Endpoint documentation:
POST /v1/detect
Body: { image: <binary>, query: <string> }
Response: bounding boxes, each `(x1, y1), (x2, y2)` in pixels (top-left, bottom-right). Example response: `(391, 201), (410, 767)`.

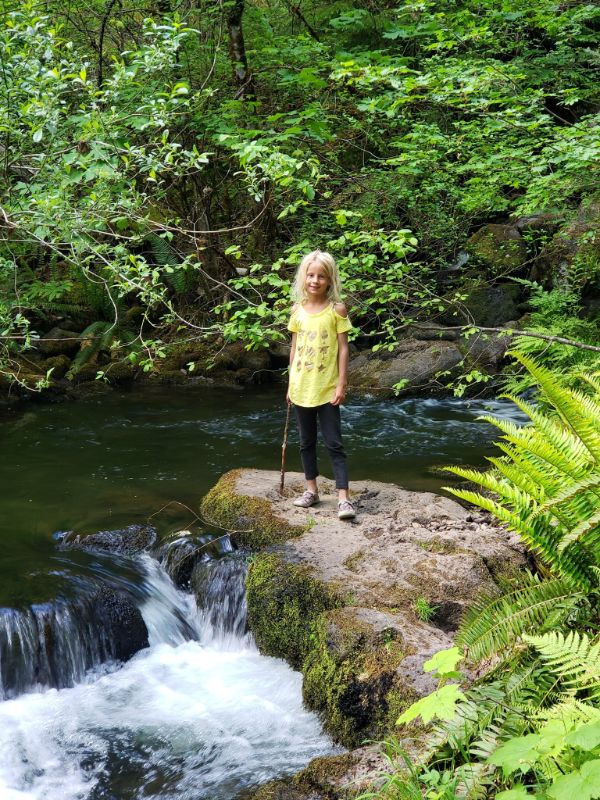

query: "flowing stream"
(0, 554), (334, 799)
(0, 385), (526, 798)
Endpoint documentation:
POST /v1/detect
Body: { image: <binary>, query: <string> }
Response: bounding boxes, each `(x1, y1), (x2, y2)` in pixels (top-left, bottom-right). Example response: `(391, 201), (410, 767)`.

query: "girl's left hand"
(331, 385), (346, 406)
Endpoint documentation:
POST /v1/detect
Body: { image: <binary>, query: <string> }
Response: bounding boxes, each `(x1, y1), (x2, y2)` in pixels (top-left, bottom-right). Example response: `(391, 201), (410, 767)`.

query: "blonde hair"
(291, 250), (343, 304)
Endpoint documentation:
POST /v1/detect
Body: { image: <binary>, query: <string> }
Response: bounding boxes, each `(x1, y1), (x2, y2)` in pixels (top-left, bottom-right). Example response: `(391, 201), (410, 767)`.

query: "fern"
(147, 233), (194, 297)
(445, 356), (600, 589)
(456, 574), (581, 661)
(524, 631), (600, 698)
(67, 321), (116, 378)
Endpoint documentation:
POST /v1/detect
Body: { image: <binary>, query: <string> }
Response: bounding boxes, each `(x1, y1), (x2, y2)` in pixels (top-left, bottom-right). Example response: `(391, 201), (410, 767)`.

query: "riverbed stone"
(37, 327), (82, 356)
(62, 523), (158, 555)
(202, 468), (526, 773)
(92, 586), (149, 661)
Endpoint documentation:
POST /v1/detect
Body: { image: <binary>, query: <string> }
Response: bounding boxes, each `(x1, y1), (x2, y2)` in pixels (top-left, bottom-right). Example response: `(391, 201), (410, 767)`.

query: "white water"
(0, 557), (335, 800)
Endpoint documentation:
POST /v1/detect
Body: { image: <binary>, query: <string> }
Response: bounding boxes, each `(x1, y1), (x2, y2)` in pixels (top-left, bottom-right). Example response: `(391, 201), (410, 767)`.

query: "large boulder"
(91, 586), (149, 661)
(439, 282), (522, 327)
(347, 340), (464, 395)
(37, 327), (82, 357)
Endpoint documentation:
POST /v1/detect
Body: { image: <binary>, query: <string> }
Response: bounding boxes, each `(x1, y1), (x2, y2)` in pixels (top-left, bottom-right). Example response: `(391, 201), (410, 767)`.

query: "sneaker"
(338, 500), (356, 520)
(293, 490), (320, 508)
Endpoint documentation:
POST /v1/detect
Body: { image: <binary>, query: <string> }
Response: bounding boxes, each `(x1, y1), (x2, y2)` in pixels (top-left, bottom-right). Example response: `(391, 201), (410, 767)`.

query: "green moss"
(200, 470), (306, 548)
(240, 752), (359, 800)
(302, 609), (415, 748)
(343, 550), (366, 573)
(246, 553), (340, 668)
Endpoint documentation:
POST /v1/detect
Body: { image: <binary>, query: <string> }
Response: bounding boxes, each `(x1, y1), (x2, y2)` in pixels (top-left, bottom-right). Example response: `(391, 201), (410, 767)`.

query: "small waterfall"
(192, 556), (252, 647)
(136, 555), (201, 646)
(0, 599), (115, 700)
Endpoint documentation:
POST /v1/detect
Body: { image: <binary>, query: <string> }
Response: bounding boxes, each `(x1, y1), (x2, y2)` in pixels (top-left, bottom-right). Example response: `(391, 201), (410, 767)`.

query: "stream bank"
(201, 469), (527, 798)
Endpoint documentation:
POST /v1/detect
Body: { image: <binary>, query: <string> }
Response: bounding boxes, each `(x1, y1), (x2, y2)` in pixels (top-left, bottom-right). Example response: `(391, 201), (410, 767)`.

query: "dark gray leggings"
(293, 402), (348, 490)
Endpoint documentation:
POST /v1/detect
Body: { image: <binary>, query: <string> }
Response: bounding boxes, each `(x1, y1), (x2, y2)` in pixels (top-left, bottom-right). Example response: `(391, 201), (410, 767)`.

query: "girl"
(286, 250), (355, 520)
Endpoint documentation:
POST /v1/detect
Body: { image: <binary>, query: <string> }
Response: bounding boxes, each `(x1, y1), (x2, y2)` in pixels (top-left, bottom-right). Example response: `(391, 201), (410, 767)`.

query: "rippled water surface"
(1, 385), (522, 550)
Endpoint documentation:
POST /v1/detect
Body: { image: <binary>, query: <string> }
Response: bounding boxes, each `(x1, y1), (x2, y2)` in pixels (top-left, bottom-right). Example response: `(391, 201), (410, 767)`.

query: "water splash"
(0, 556), (336, 800)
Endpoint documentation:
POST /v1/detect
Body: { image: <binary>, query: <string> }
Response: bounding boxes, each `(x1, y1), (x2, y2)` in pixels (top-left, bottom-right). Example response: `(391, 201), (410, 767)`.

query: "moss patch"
(200, 470), (306, 548)
(240, 753), (359, 800)
(303, 608), (416, 748)
(246, 553), (341, 668)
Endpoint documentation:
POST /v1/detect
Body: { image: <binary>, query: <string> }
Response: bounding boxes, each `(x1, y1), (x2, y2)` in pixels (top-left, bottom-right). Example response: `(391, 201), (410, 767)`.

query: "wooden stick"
(279, 402), (292, 494)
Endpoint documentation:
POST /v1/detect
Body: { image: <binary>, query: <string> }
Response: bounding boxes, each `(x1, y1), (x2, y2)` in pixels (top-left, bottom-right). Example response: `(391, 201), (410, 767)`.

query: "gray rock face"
(348, 339), (464, 394)
(91, 586), (149, 661)
(62, 524), (158, 555)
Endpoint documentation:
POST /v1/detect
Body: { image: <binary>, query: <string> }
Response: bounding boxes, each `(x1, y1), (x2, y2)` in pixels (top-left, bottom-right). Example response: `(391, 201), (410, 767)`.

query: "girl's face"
(304, 262), (330, 300)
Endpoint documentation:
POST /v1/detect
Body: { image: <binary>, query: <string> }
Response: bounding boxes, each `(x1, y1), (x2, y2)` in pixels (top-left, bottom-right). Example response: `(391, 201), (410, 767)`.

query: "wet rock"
(62, 524), (158, 556)
(91, 586), (149, 661)
(513, 212), (562, 237)
(159, 536), (207, 587)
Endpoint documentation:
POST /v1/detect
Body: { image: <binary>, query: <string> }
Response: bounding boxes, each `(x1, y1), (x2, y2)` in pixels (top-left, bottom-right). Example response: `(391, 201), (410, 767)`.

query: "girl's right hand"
(285, 389), (291, 404)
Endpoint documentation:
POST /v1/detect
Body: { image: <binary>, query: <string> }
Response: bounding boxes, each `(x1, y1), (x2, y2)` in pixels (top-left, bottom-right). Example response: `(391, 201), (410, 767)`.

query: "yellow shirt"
(288, 303), (352, 407)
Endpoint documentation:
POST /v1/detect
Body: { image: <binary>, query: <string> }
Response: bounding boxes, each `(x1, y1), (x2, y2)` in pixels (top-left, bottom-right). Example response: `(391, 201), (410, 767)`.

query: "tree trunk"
(227, 0), (254, 99)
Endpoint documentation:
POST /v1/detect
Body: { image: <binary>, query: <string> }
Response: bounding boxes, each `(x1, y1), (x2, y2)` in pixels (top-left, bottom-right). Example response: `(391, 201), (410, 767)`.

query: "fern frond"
(495, 443), (562, 495)
(511, 353), (600, 463)
(456, 576), (580, 661)
(537, 472), (600, 514)
(500, 393), (596, 473)
(67, 321), (115, 378)
(479, 415), (591, 479)
(524, 631), (600, 695)
(487, 457), (546, 502)
(535, 699), (600, 727)
(559, 508), (600, 553)
(577, 372), (600, 396)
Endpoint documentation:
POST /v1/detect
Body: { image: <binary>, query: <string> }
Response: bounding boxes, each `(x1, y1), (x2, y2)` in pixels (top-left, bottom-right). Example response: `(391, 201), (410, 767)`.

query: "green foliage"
(1, 0), (599, 382)
(445, 354), (600, 590)
(504, 286), (600, 392)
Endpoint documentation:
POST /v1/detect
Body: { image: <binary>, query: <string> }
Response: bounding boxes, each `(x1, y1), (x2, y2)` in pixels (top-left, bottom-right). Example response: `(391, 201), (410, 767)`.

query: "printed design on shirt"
(316, 324), (330, 373)
(295, 325), (305, 370)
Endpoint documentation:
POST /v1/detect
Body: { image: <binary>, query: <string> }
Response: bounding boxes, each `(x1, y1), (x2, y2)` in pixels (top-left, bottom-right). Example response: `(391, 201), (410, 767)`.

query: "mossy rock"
(44, 354), (71, 380)
(102, 360), (137, 383)
(465, 223), (528, 273)
(200, 470), (306, 549)
(303, 608), (416, 747)
(246, 553), (341, 668)
(241, 752), (359, 800)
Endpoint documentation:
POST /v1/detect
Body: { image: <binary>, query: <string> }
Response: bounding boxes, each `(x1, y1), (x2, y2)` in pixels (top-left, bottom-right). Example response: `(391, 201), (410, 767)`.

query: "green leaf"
(496, 788), (531, 800)
(549, 759), (600, 800)
(487, 733), (544, 776)
(565, 721), (600, 752)
(397, 684), (466, 725)
(424, 646), (463, 677)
